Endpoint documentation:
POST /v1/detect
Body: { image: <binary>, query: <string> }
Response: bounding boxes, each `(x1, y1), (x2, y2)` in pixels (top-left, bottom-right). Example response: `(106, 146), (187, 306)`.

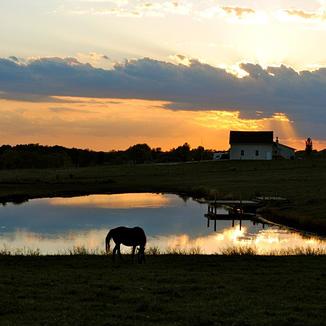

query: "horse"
(105, 226), (146, 263)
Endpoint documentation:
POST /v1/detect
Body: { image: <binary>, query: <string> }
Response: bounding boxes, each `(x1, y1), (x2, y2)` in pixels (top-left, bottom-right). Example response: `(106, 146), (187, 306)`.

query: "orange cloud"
(0, 96), (312, 151)
(284, 9), (326, 22)
(222, 6), (255, 18)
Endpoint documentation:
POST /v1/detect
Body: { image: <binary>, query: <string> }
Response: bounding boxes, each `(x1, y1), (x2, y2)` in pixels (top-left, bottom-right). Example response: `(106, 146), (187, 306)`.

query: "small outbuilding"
(229, 131), (295, 160)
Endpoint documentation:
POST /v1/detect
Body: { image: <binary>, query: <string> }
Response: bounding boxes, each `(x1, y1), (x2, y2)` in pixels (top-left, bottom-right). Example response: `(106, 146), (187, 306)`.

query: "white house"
(273, 140), (296, 160)
(229, 131), (295, 160)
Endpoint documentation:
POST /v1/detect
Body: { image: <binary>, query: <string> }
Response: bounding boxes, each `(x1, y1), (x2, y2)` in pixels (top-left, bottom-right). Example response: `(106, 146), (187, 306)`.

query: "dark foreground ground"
(0, 255), (325, 326)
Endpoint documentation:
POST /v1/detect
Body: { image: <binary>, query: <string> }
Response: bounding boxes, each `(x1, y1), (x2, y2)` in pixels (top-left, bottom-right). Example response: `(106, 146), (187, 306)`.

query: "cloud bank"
(57, 1), (268, 23)
(0, 56), (326, 139)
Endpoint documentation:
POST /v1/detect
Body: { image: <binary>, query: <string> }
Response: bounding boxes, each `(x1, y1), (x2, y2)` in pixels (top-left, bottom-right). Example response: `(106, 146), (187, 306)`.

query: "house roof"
(274, 142), (296, 150)
(229, 131), (273, 144)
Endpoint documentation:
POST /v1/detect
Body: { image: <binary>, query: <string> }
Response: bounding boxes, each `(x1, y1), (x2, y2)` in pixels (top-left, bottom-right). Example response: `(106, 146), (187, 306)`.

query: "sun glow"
(0, 95), (321, 151)
(3, 225), (325, 255)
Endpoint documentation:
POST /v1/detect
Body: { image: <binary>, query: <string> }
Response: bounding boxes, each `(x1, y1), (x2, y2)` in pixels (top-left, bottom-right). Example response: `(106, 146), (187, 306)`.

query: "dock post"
(207, 218), (210, 228)
(240, 193), (242, 214)
(232, 220), (234, 227)
(239, 219), (242, 231)
(214, 219), (216, 232)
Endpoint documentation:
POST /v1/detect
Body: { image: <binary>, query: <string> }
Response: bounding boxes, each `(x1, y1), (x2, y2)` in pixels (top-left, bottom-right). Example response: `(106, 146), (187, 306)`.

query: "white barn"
(229, 131), (295, 160)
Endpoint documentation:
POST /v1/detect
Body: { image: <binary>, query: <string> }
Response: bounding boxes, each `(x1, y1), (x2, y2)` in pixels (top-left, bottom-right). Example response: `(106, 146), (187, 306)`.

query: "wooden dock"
(207, 200), (260, 205)
(205, 212), (256, 220)
(204, 199), (270, 231)
(255, 196), (288, 202)
(204, 212), (263, 231)
(206, 200), (263, 213)
(202, 196), (287, 231)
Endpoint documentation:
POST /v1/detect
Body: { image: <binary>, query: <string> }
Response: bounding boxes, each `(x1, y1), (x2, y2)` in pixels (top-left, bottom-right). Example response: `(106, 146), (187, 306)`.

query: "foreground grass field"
(0, 159), (325, 233)
(0, 255), (325, 326)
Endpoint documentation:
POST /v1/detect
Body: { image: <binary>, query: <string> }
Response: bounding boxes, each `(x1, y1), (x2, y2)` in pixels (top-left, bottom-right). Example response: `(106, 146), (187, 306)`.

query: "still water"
(0, 193), (325, 254)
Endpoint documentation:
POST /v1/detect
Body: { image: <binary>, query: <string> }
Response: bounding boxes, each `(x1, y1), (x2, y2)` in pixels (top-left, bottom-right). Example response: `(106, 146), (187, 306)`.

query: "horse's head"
(105, 231), (112, 253)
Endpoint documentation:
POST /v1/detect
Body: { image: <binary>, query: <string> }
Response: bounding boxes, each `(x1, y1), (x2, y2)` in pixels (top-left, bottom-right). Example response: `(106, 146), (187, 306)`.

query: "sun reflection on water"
(1, 226), (324, 255)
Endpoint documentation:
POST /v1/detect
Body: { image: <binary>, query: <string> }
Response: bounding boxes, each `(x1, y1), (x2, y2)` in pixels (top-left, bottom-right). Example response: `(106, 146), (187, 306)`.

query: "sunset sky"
(1, 0), (326, 150)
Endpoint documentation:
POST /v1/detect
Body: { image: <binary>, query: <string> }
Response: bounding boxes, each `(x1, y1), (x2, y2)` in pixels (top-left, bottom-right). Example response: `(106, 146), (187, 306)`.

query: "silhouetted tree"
(305, 137), (313, 155)
(173, 143), (191, 162)
(151, 147), (163, 161)
(192, 146), (205, 161)
(126, 144), (152, 163)
(0, 142), (219, 169)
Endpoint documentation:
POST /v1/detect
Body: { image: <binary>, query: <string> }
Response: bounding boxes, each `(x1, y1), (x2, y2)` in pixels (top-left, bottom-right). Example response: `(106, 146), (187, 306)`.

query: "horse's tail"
(105, 230), (113, 254)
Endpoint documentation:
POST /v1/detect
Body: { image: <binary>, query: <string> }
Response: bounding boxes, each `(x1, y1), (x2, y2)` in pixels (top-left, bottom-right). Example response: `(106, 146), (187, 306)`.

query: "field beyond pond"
(0, 255), (325, 326)
(0, 159), (325, 233)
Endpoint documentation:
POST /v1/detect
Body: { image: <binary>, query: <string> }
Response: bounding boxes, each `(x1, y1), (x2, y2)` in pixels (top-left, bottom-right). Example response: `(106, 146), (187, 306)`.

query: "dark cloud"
(0, 91), (60, 103)
(0, 56), (326, 138)
(8, 56), (19, 62)
(48, 107), (96, 114)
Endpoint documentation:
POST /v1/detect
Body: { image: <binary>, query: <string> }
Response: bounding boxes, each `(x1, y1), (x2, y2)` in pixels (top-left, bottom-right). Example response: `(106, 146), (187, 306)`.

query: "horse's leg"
(112, 244), (118, 262)
(132, 246), (136, 263)
(138, 246), (145, 264)
(142, 249), (146, 264)
(117, 244), (123, 260)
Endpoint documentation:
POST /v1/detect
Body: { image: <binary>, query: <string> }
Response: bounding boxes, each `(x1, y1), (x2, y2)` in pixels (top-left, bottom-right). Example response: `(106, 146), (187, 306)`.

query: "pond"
(0, 193), (325, 255)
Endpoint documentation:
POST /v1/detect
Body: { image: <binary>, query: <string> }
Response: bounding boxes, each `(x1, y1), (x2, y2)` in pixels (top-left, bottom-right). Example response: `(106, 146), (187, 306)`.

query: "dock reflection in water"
(0, 193), (325, 254)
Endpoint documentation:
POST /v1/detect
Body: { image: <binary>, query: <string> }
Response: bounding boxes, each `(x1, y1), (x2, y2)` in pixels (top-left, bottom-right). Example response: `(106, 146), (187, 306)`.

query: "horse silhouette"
(105, 226), (146, 263)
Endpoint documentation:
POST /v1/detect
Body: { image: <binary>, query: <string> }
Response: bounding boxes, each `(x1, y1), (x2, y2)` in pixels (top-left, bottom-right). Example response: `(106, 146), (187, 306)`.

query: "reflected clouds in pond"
(0, 193), (325, 254)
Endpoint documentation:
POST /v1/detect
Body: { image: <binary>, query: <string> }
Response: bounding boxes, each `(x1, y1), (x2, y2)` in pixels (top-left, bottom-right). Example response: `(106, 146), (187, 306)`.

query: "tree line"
(0, 143), (215, 169)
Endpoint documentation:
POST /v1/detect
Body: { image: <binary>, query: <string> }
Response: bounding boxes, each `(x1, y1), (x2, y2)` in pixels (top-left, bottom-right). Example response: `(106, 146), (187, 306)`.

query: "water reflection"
(0, 193), (325, 254)
(49, 193), (171, 209)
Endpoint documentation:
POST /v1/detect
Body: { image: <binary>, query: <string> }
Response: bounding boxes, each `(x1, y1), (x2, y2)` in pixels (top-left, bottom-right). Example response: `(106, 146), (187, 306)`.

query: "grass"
(0, 255), (325, 326)
(1, 246), (325, 257)
(0, 159), (325, 232)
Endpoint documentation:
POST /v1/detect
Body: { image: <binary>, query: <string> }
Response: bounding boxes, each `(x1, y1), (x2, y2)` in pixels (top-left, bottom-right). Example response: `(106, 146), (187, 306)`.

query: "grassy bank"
(0, 159), (325, 233)
(0, 255), (325, 326)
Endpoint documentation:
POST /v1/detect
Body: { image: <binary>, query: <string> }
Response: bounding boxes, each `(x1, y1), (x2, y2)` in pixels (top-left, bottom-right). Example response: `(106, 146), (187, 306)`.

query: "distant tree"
(305, 137), (313, 155)
(192, 146), (205, 161)
(173, 143), (191, 162)
(126, 144), (152, 163)
(151, 147), (163, 161)
(0, 141), (217, 169)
